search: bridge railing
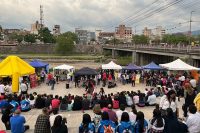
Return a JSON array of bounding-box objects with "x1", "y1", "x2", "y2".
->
[{"x1": 103, "y1": 44, "x2": 200, "y2": 54}]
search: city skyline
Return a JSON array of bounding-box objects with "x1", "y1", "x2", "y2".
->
[{"x1": 0, "y1": 0, "x2": 200, "y2": 34}]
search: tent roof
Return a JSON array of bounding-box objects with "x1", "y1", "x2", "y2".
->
[
  {"x1": 75, "y1": 67, "x2": 97, "y2": 76},
  {"x1": 0, "y1": 56, "x2": 35, "y2": 76},
  {"x1": 53, "y1": 64, "x2": 74, "y2": 70},
  {"x1": 102, "y1": 61, "x2": 122, "y2": 70},
  {"x1": 124, "y1": 63, "x2": 143, "y2": 70},
  {"x1": 159, "y1": 59, "x2": 199, "y2": 70},
  {"x1": 29, "y1": 60, "x2": 49, "y2": 68},
  {"x1": 142, "y1": 62, "x2": 163, "y2": 70}
]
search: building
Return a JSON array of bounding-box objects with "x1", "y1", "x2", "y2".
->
[
  {"x1": 31, "y1": 21, "x2": 43, "y2": 34},
  {"x1": 53, "y1": 25, "x2": 61, "y2": 35},
  {"x1": 143, "y1": 27, "x2": 152, "y2": 38},
  {"x1": 98, "y1": 32, "x2": 115, "y2": 44},
  {"x1": 95, "y1": 29, "x2": 102, "y2": 42},
  {"x1": 87, "y1": 32, "x2": 95, "y2": 43},
  {"x1": 75, "y1": 28, "x2": 88, "y2": 44},
  {"x1": 115, "y1": 24, "x2": 132, "y2": 42},
  {"x1": 155, "y1": 26, "x2": 165, "y2": 39}
]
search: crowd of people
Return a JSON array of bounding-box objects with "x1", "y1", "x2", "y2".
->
[{"x1": 0, "y1": 70, "x2": 200, "y2": 133}]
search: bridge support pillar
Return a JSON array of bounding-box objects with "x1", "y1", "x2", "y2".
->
[
  {"x1": 132, "y1": 51, "x2": 139, "y2": 65},
  {"x1": 112, "y1": 49, "x2": 115, "y2": 58}
]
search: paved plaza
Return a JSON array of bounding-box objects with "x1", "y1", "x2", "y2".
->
[{"x1": 0, "y1": 81, "x2": 184, "y2": 132}]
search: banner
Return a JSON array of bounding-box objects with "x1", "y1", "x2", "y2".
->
[{"x1": 30, "y1": 74, "x2": 37, "y2": 88}]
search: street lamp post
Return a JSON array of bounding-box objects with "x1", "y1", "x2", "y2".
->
[{"x1": 189, "y1": 11, "x2": 195, "y2": 45}]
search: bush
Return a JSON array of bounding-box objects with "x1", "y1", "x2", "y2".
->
[{"x1": 116, "y1": 56, "x2": 132, "y2": 66}]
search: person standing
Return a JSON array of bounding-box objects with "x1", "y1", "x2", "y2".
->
[
  {"x1": 20, "y1": 80, "x2": 28, "y2": 95},
  {"x1": 34, "y1": 108, "x2": 51, "y2": 133},
  {"x1": 10, "y1": 109, "x2": 29, "y2": 133},
  {"x1": 132, "y1": 73, "x2": 136, "y2": 87},
  {"x1": 51, "y1": 78, "x2": 56, "y2": 90}
]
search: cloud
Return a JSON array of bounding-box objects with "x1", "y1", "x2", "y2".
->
[{"x1": 0, "y1": 0, "x2": 200, "y2": 33}]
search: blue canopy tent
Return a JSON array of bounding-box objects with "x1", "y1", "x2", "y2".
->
[
  {"x1": 29, "y1": 60, "x2": 49, "y2": 72},
  {"x1": 142, "y1": 62, "x2": 163, "y2": 70},
  {"x1": 124, "y1": 63, "x2": 143, "y2": 70}
]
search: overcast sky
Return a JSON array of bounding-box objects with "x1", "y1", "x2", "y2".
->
[{"x1": 0, "y1": 0, "x2": 200, "y2": 34}]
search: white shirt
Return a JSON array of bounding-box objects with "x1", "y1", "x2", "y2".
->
[
  {"x1": 147, "y1": 94, "x2": 157, "y2": 105},
  {"x1": 190, "y1": 79, "x2": 197, "y2": 88},
  {"x1": 186, "y1": 112, "x2": 200, "y2": 133},
  {"x1": 179, "y1": 76, "x2": 185, "y2": 81},
  {"x1": 129, "y1": 112, "x2": 136, "y2": 124},
  {"x1": 20, "y1": 83, "x2": 27, "y2": 92},
  {"x1": 133, "y1": 96, "x2": 139, "y2": 104},
  {"x1": 116, "y1": 110, "x2": 128, "y2": 122},
  {"x1": 0, "y1": 84, "x2": 5, "y2": 93},
  {"x1": 159, "y1": 95, "x2": 177, "y2": 112},
  {"x1": 50, "y1": 114, "x2": 63, "y2": 127}
]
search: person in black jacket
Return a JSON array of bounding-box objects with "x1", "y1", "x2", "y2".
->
[
  {"x1": 72, "y1": 96, "x2": 82, "y2": 111},
  {"x1": 164, "y1": 108, "x2": 188, "y2": 133},
  {"x1": 183, "y1": 87, "x2": 196, "y2": 117},
  {"x1": 51, "y1": 115, "x2": 68, "y2": 133},
  {"x1": 35, "y1": 95, "x2": 45, "y2": 109},
  {"x1": 1, "y1": 107, "x2": 12, "y2": 130}
]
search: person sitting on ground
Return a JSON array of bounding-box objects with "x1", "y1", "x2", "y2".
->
[
  {"x1": 125, "y1": 92, "x2": 133, "y2": 107},
  {"x1": 50, "y1": 109, "x2": 63, "y2": 127},
  {"x1": 149, "y1": 109, "x2": 165, "y2": 133},
  {"x1": 164, "y1": 108, "x2": 188, "y2": 133},
  {"x1": 145, "y1": 91, "x2": 156, "y2": 106},
  {"x1": 10, "y1": 109, "x2": 29, "y2": 133},
  {"x1": 97, "y1": 111, "x2": 116, "y2": 133},
  {"x1": 117, "y1": 112, "x2": 134, "y2": 133},
  {"x1": 116, "y1": 104, "x2": 128, "y2": 122},
  {"x1": 186, "y1": 105, "x2": 200, "y2": 133},
  {"x1": 106, "y1": 104, "x2": 118, "y2": 125},
  {"x1": 51, "y1": 115, "x2": 68, "y2": 133},
  {"x1": 45, "y1": 95, "x2": 52, "y2": 109},
  {"x1": 35, "y1": 94, "x2": 45, "y2": 109},
  {"x1": 20, "y1": 96, "x2": 31, "y2": 112},
  {"x1": 79, "y1": 113, "x2": 95, "y2": 133},
  {"x1": 129, "y1": 104, "x2": 137, "y2": 125},
  {"x1": 1, "y1": 107, "x2": 12, "y2": 130},
  {"x1": 28, "y1": 94, "x2": 35, "y2": 108},
  {"x1": 73, "y1": 96, "x2": 82, "y2": 111},
  {"x1": 134, "y1": 111, "x2": 148, "y2": 133},
  {"x1": 34, "y1": 107, "x2": 51, "y2": 133},
  {"x1": 82, "y1": 95, "x2": 90, "y2": 111},
  {"x1": 112, "y1": 96, "x2": 119, "y2": 109},
  {"x1": 60, "y1": 96, "x2": 68, "y2": 111},
  {"x1": 51, "y1": 95, "x2": 60, "y2": 111},
  {"x1": 93, "y1": 104, "x2": 102, "y2": 132},
  {"x1": 137, "y1": 93, "x2": 146, "y2": 107}
]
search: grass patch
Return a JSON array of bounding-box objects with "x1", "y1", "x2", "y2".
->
[{"x1": 116, "y1": 56, "x2": 132, "y2": 66}]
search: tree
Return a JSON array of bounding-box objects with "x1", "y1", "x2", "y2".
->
[
  {"x1": 62, "y1": 32, "x2": 78, "y2": 43},
  {"x1": 56, "y1": 35, "x2": 75, "y2": 55},
  {"x1": 162, "y1": 34, "x2": 189, "y2": 44},
  {"x1": 8, "y1": 33, "x2": 23, "y2": 43},
  {"x1": 24, "y1": 34, "x2": 36, "y2": 43},
  {"x1": 132, "y1": 35, "x2": 149, "y2": 44},
  {"x1": 38, "y1": 27, "x2": 56, "y2": 43}
]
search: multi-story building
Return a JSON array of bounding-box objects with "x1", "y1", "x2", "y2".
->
[
  {"x1": 31, "y1": 21, "x2": 43, "y2": 34},
  {"x1": 98, "y1": 32, "x2": 115, "y2": 44},
  {"x1": 53, "y1": 25, "x2": 61, "y2": 36},
  {"x1": 75, "y1": 28, "x2": 88, "y2": 44},
  {"x1": 115, "y1": 24, "x2": 132, "y2": 42},
  {"x1": 143, "y1": 27, "x2": 152, "y2": 38},
  {"x1": 87, "y1": 32, "x2": 95, "y2": 43},
  {"x1": 95, "y1": 29, "x2": 102, "y2": 42},
  {"x1": 155, "y1": 26, "x2": 165, "y2": 39}
]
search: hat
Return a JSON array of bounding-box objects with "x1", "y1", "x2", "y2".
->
[{"x1": 93, "y1": 104, "x2": 101, "y2": 114}]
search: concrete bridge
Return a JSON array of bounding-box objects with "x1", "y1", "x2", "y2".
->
[{"x1": 103, "y1": 44, "x2": 200, "y2": 67}]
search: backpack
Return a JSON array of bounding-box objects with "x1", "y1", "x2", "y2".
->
[{"x1": 104, "y1": 125, "x2": 113, "y2": 133}]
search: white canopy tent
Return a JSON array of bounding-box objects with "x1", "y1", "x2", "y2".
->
[
  {"x1": 102, "y1": 61, "x2": 122, "y2": 70},
  {"x1": 159, "y1": 59, "x2": 199, "y2": 70},
  {"x1": 53, "y1": 64, "x2": 74, "y2": 71}
]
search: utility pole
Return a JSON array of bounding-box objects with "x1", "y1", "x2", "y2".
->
[{"x1": 189, "y1": 11, "x2": 195, "y2": 45}]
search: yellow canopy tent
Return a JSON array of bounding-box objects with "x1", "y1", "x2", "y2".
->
[{"x1": 0, "y1": 56, "x2": 35, "y2": 92}]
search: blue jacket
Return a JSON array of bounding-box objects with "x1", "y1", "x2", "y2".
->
[
  {"x1": 98, "y1": 120, "x2": 116, "y2": 133},
  {"x1": 10, "y1": 100, "x2": 19, "y2": 112},
  {"x1": 134, "y1": 120, "x2": 148, "y2": 133},
  {"x1": 20, "y1": 100, "x2": 30, "y2": 111},
  {"x1": 79, "y1": 122, "x2": 95, "y2": 133},
  {"x1": 117, "y1": 121, "x2": 134, "y2": 133}
]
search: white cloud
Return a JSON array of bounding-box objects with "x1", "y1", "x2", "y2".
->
[{"x1": 0, "y1": 0, "x2": 200, "y2": 33}]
